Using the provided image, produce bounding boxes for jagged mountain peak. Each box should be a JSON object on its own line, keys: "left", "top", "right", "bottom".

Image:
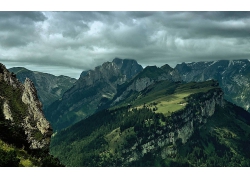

{"left": 112, "top": 58, "right": 143, "bottom": 79}
{"left": 80, "top": 70, "right": 90, "bottom": 78}
{"left": 135, "top": 64, "right": 181, "bottom": 82}
{"left": 134, "top": 66, "right": 165, "bottom": 80}
{"left": 111, "top": 64, "right": 182, "bottom": 106}
{"left": 0, "top": 64, "right": 22, "bottom": 90}
{"left": 22, "top": 77, "right": 43, "bottom": 112}
{"left": 46, "top": 58, "right": 144, "bottom": 131}
{"left": 0, "top": 63, "right": 52, "bottom": 150}
{"left": 160, "top": 64, "right": 173, "bottom": 72}
{"left": 24, "top": 77, "right": 35, "bottom": 89}
{"left": 0, "top": 64, "right": 63, "bottom": 167}
{"left": 80, "top": 58, "right": 143, "bottom": 80}
{"left": 112, "top": 57, "right": 138, "bottom": 64}
{"left": 144, "top": 65, "right": 158, "bottom": 69}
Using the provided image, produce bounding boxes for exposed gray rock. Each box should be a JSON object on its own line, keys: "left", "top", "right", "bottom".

{"left": 113, "top": 58, "right": 143, "bottom": 79}
{"left": 0, "top": 63, "right": 52, "bottom": 150}
{"left": 175, "top": 59, "right": 250, "bottom": 112}
{"left": 22, "top": 78, "right": 52, "bottom": 148}
{"left": 3, "top": 100, "right": 13, "bottom": 121}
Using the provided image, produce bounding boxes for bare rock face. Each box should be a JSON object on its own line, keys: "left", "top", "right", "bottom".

{"left": 3, "top": 100, "right": 13, "bottom": 121}
{"left": 22, "top": 78, "right": 52, "bottom": 149}
{"left": 0, "top": 63, "right": 52, "bottom": 150}
{"left": 129, "top": 77, "right": 154, "bottom": 92}
{"left": 0, "top": 64, "right": 21, "bottom": 89}
{"left": 112, "top": 58, "right": 143, "bottom": 79}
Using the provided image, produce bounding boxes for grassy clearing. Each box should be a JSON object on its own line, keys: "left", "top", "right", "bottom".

{"left": 105, "top": 128, "right": 121, "bottom": 154}
{"left": 127, "top": 81, "right": 218, "bottom": 116}
{"left": 156, "top": 102, "right": 183, "bottom": 116}
{"left": 0, "top": 139, "right": 38, "bottom": 167}
{"left": 75, "top": 110, "right": 86, "bottom": 117}
{"left": 133, "top": 92, "right": 198, "bottom": 116}
{"left": 0, "top": 139, "right": 14, "bottom": 152}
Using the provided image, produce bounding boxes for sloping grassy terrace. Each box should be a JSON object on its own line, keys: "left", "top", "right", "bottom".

{"left": 128, "top": 80, "right": 219, "bottom": 116}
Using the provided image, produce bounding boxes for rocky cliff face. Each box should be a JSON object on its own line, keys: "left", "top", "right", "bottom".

{"left": 0, "top": 63, "right": 52, "bottom": 150}
{"left": 22, "top": 78, "right": 52, "bottom": 149}
{"left": 9, "top": 67, "right": 76, "bottom": 109}
{"left": 45, "top": 58, "right": 143, "bottom": 131}
{"left": 112, "top": 65, "right": 182, "bottom": 105}
{"left": 175, "top": 59, "right": 250, "bottom": 112}
{"left": 112, "top": 58, "right": 143, "bottom": 79}
{"left": 121, "top": 88, "right": 224, "bottom": 164}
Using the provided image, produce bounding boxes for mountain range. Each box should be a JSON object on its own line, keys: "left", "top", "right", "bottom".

{"left": 45, "top": 58, "right": 143, "bottom": 131}
{"left": 50, "top": 64, "right": 250, "bottom": 167}
{"left": 175, "top": 59, "right": 250, "bottom": 112}
{"left": 3, "top": 58, "right": 250, "bottom": 167}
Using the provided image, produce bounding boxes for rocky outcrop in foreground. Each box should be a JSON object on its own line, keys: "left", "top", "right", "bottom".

{"left": 9, "top": 67, "right": 76, "bottom": 109}
{"left": 0, "top": 63, "right": 52, "bottom": 150}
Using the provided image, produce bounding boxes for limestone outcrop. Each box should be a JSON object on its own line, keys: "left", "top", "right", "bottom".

{"left": 0, "top": 63, "right": 52, "bottom": 150}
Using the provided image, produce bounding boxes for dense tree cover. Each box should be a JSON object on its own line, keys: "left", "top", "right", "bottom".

{"left": 38, "top": 150, "right": 64, "bottom": 167}
{"left": 51, "top": 98, "right": 250, "bottom": 167}
{"left": 50, "top": 105, "right": 170, "bottom": 166}
{"left": 0, "top": 114, "right": 29, "bottom": 148}
{"left": 0, "top": 149, "right": 20, "bottom": 166}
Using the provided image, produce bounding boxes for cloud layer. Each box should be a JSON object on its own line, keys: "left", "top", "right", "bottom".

{"left": 0, "top": 11, "right": 250, "bottom": 78}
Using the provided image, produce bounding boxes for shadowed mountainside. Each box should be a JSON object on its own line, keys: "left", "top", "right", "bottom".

{"left": 9, "top": 67, "right": 76, "bottom": 109}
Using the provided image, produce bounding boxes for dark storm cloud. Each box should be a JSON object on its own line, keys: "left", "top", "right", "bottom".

{"left": 153, "top": 12, "right": 250, "bottom": 39}
{"left": 0, "top": 11, "right": 46, "bottom": 48}
{"left": 1, "top": 35, "right": 30, "bottom": 47}
{"left": 0, "top": 11, "right": 47, "bottom": 22}
{"left": 126, "top": 11, "right": 157, "bottom": 18}
{"left": 1, "top": 11, "right": 250, "bottom": 78}
{"left": 200, "top": 11, "right": 250, "bottom": 21}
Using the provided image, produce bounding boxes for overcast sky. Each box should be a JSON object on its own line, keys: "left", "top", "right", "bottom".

{"left": 0, "top": 11, "right": 250, "bottom": 78}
